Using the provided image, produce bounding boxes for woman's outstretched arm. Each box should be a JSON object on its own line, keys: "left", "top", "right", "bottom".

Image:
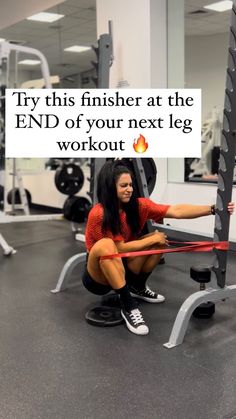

{"left": 165, "top": 202, "right": 234, "bottom": 219}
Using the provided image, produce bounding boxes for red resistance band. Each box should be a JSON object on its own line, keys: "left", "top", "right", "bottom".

{"left": 100, "top": 241, "right": 229, "bottom": 260}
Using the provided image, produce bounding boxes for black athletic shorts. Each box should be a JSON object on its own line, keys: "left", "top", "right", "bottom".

{"left": 82, "top": 268, "right": 112, "bottom": 296}
{"left": 82, "top": 255, "right": 132, "bottom": 296}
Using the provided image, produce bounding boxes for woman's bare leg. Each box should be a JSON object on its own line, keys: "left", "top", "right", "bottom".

{"left": 87, "top": 238, "right": 126, "bottom": 290}
{"left": 124, "top": 232, "right": 166, "bottom": 300}
{"left": 126, "top": 231, "right": 166, "bottom": 274}
{"left": 86, "top": 238, "right": 149, "bottom": 334}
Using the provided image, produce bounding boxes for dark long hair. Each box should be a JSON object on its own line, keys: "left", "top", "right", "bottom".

{"left": 96, "top": 160, "right": 140, "bottom": 236}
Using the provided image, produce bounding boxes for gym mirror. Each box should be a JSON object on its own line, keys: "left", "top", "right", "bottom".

{"left": 168, "top": 5, "right": 235, "bottom": 186}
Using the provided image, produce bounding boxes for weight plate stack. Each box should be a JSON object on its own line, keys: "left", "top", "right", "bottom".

{"left": 63, "top": 196, "right": 91, "bottom": 223}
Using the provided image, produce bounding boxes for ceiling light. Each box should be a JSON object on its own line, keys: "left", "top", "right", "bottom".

{"left": 0, "top": 38, "right": 5, "bottom": 42}
{"left": 204, "top": 1, "right": 232, "bottom": 12}
{"left": 18, "top": 59, "right": 41, "bottom": 66}
{"left": 64, "top": 45, "right": 91, "bottom": 53}
{"left": 27, "top": 12, "right": 64, "bottom": 23}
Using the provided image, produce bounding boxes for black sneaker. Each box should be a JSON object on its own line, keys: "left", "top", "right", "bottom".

{"left": 130, "top": 286, "right": 165, "bottom": 303}
{"left": 121, "top": 308, "right": 149, "bottom": 335}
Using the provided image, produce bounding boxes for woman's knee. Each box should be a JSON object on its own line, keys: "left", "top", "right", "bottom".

{"left": 87, "top": 239, "right": 122, "bottom": 281}
{"left": 92, "top": 238, "right": 118, "bottom": 256}
{"left": 95, "top": 239, "right": 125, "bottom": 273}
{"left": 88, "top": 239, "right": 119, "bottom": 266}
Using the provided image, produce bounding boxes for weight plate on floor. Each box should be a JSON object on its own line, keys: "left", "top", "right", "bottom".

{"left": 101, "top": 293, "right": 121, "bottom": 308}
{"left": 85, "top": 306, "right": 124, "bottom": 327}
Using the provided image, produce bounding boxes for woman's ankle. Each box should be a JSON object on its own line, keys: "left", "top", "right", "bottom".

{"left": 115, "top": 284, "right": 138, "bottom": 312}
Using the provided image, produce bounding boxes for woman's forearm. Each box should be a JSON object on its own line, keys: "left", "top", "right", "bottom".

{"left": 166, "top": 204, "right": 212, "bottom": 219}
{"left": 116, "top": 234, "right": 164, "bottom": 253}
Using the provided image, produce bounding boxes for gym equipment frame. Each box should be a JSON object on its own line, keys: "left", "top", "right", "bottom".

{"left": 0, "top": 42, "right": 63, "bottom": 255}
{"left": 51, "top": 26, "right": 113, "bottom": 292}
{"left": 53, "top": 9, "right": 236, "bottom": 348}
{"left": 163, "top": 1, "right": 236, "bottom": 348}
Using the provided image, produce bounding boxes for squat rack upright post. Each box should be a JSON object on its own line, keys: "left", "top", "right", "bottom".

{"left": 164, "top": 0, "right": 236, "bottom": 349}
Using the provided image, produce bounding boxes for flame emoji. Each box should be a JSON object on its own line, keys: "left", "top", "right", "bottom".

{"left": 133, "top": 134, "right": 148, "bottom": 153}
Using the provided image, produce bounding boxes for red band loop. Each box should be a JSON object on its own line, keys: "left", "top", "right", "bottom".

{"left": 100, "top": 241, "right": 229, "bottom": 260}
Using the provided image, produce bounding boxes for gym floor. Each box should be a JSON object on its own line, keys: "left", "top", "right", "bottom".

{"left": 0, "top": 220, "right": 236, "bottom": 419}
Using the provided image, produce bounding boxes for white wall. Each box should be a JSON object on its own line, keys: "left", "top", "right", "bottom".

{"left": 96, "top": 0, "right": 168, "bottom": 88}
{"left": 167, "top": 0, "right": 184, "bottom": 89}
{"left": 96, "top": 0, "right": 151, "bottom": 88}
{"left": 185, "top": 33, "right": 229, "bottom": 120}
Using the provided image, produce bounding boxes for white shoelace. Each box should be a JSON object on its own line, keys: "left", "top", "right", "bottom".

{"left": 130, "top": 309, "right": 145, "bottom": 325}
{"left": 145, "top": 287, "right": 156, "bottom": 297}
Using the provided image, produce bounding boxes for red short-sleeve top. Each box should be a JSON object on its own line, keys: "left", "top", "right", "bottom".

{"left": 85, "top": 198, "right": 170, "bottom": 252}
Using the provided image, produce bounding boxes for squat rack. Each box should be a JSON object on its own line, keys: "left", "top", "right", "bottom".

{"left": 52, "top": 5, "right": 236, "bottom": 348}
{"left": 163, "top": 0, "right": 236, "bottom": 348}
{"left": 0, "top": 42, "right": 63, "bottom": 256}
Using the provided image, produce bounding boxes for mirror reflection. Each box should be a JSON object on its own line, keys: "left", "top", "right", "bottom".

{"left": 170, "top": 3, "right": 236, "bottom": 185}
{"left": 0, "top": 0, "right": 97, "bottom": 89}
{"left": 0, "top": 0, "right": 97, "bottom": 215}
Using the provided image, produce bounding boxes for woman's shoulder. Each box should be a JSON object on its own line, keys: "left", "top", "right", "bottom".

{"left": 88, "top": 203, "right": 104, "bottom": 218}
{"left": 137, "top": 197, "right": 151, "bottom": 207}
{"left": 137, "top": 197, "right": 161, "bottom": 211}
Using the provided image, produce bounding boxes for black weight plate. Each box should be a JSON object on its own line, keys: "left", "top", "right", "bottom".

{"left": 63, "top": 196, "right": 91, "bottom": 223}
{"left": 0, "top": 185, "right": 4, "bottom": 202}
{"left": 55, "top": 163, "right": 84, "bottom": 195}
{"left": 192, "top": 302, "right": 215, "bottom": 319}
{"left": 7, "top": 188, "right": 31, "bottom": 205}
{"left": 7, "top": 188, "right": 20, "bottom": 204}
{"left": 63, "top": 196, "right": 76, "bottom": 221}
{"left": 190, "top": 265, "right": 212, "bottom": 283}
{"left": 85, "top": 306, "right": 124, "bottom": 327}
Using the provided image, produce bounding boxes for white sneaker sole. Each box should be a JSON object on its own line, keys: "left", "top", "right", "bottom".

{"left": 130, "top": 293, "right": 165, "bottom": 303}
{"left": 121, "top": 311, "right": 149, "bottom": 335}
